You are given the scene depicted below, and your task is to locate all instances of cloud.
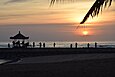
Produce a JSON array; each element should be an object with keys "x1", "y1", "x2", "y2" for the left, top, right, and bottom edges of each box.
[
  {"x1": 5, "y1": 0, "x2": 29, "y2": 4},
  {"x1": 0, "y1": 13, "x2": 36, "y2": 20}
]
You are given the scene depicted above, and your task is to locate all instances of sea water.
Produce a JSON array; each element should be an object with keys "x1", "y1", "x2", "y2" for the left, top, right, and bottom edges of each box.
[{"x1": 0, "y1": 41, "x2": 115, "y2": 48}]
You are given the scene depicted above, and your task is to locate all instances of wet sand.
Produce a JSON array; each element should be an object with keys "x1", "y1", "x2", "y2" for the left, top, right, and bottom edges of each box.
[
  {"x1": 0, "y1": 58, "x2": 115, "y2": 77},
  {"x1": 0, "y1": 48, "x2": 115, "y2": 59},
  {"x1": 0, "y1": 48, "x2": 115, "y2": 77}
]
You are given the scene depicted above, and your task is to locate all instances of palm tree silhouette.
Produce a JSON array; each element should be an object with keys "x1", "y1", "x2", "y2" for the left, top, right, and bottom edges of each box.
[{"x1": 50, "y1": 0, "x2": 113, "y2": 24}]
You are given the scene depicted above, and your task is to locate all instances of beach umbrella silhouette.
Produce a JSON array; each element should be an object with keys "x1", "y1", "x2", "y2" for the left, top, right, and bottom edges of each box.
[{"x1": 50, "y1": 0, "x2": 113, "y2": 24}]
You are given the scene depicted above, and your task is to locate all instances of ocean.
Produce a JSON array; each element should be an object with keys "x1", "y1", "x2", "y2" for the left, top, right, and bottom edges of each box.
[{"x1": 0, "y1": 41, "x2": 115, "y2": 48}]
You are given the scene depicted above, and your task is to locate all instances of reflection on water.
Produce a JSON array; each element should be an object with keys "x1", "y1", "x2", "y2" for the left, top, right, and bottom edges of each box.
[{"x1": 0, "y1": 60, "x2": 10, "y2": 64}]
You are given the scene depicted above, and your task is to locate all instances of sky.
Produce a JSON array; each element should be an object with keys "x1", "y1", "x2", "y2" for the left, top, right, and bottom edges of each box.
[{"x1": 0, "y1": 0, "x2": 115, "y2": 42}]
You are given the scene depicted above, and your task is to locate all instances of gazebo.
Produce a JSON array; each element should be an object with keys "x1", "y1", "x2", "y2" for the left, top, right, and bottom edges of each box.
[{"x1": 10, "y1": 31, "x2": 29, "y2": 48}]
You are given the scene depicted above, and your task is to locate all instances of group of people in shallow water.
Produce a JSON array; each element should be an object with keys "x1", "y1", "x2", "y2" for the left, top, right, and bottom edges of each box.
[
  {"x1": 38, "y1": 42, "x2": 56, "y2": 48},
  {"x1": 8, "y1": 41, "x2": 56, "y2": 48},
  {"x1": 8, "y1": 41, "x2": 97, "y2": 48},
  {"x1": 70, "y1": 42, "x2": 97, "y2": 48},
  {"x1": 8, "y1": 40, "x2": 30, "y2": 48},
  {"x1": 35, "y1": 42, "x2": 97, "y2": 48}
]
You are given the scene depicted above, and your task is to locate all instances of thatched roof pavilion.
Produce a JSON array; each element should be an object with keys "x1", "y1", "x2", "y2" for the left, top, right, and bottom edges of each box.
[
  {"x1": 10, "y1": 31, "x2": 29, "y2": 39},
  {"x1": 10, "y1": 31, "x2": 29, "y2": 48}
]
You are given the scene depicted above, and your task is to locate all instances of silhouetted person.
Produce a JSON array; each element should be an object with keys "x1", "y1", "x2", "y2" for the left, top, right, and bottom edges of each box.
[
  {"x1": 87, "y1": 43, "x2": 90, "y2": 48},
  {"x1": 75, "y1": 43, "x2": 78, "y2": 48},
  {"x1": 15, "y1": 41, "x2": 20, "y2": 47},
  {"x1": 95, "y1": 42, "x2": 97, "y2": 48},
  {"x1": 8, "y1": 43, "x2": 10, "y2": 48},
  {"x1": 33, "y1": 42, "x2": 35, "y2": 48},
  {"x1": 21, "y1": 40, "x2": 25, "y2": 47},
  {"x1": 70, "y1": 44, "x2": 72, "y2": 48},
  {"x1": 43, "y1": 43, "x2": 45, "y2": 48},
  {"x1": 18, "y1": 41, "x2": 20, "y2": 47},
  {"x1": 53, "y1": 42, "x2": 56, "y2": 48},
  {"x1": 25, "y1": 42, "x2": 29, "y2": 48},
  {"x1": 22, "y1": 40, "x2": 24, "y2": 44},
  {"x1": 39, "y1": 42, "x2": 42, "y2": 48},
  {"x1": 12, "y1": 41, "x2": 15, "y2": 47}
]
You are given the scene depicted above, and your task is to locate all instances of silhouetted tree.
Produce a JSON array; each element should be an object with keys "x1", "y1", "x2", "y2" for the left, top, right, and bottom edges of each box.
[{"x1": 50, "y1": 0, "x2": 113, "y2": 24}]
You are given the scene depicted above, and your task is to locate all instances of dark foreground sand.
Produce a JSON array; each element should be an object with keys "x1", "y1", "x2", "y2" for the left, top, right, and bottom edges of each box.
[
  {"x1": 0, "y1": 58, "x2": 115, "y2": 77},
  {"x1": 0, "y1": 48, "x2": 115, "y2": 59}
]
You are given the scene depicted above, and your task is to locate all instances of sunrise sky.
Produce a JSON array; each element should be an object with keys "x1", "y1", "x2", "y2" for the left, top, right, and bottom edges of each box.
[{"x1": 0, "y1": 0, "x2": 115, "y2": 41}]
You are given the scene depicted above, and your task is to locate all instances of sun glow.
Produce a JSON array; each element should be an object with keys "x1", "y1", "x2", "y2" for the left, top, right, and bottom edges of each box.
[{"x1": 82, "y1": 31, "x2": 89, "y2": 36}]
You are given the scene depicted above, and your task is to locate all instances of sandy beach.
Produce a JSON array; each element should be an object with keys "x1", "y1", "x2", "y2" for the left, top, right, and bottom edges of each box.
[
  {"x1": 0, "y1": 48, "x2": 115, "y2": 59},
  {"x1": 0, "y1": 57, "x2": 115, "y2": 77},
  {"x1": 0, "y1": 51, "x2": 115, "y2": 77}
]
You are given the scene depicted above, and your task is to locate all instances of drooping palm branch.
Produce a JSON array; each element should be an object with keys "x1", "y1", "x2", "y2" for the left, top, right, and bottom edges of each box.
[
  {"x1": 80, "y1": 0, "x2": 112, "y2": 24},
  {"x1": 50, "y1": 0, "x2": 113, "y2": 24}
]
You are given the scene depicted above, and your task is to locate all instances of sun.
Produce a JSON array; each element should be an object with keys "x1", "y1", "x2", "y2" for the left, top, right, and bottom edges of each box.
[{"x1": 82, "y1": 31, "x2": 88, "y2": 36}]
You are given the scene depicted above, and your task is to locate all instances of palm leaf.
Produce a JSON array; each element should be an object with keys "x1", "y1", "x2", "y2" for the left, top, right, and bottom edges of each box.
[
  {"x1": 80, "y1": 0, "x2": 112, "y2": 24},
  {"x1": 50, "y1": 0, "x2": 112, "y2": 24}
]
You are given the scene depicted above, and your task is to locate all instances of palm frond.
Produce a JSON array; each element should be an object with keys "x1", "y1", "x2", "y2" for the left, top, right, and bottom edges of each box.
[
  {"x1": 80, "y1": 0, "x2": 112, "y2": 24},
  {"x1": 50, "y1": 0, "x2": 55, "y2": 6},
  {"x1": 50, "y1": 0, "x2": 112, "y2": 24},
  {"x1": 50, "y1": 0, "x2": 76, "y2": 6}
]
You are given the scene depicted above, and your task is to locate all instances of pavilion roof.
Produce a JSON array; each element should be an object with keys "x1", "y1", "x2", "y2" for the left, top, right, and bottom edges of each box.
[{"x1": 10, "y1": 31, "x2": 29, "y2": 39}]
